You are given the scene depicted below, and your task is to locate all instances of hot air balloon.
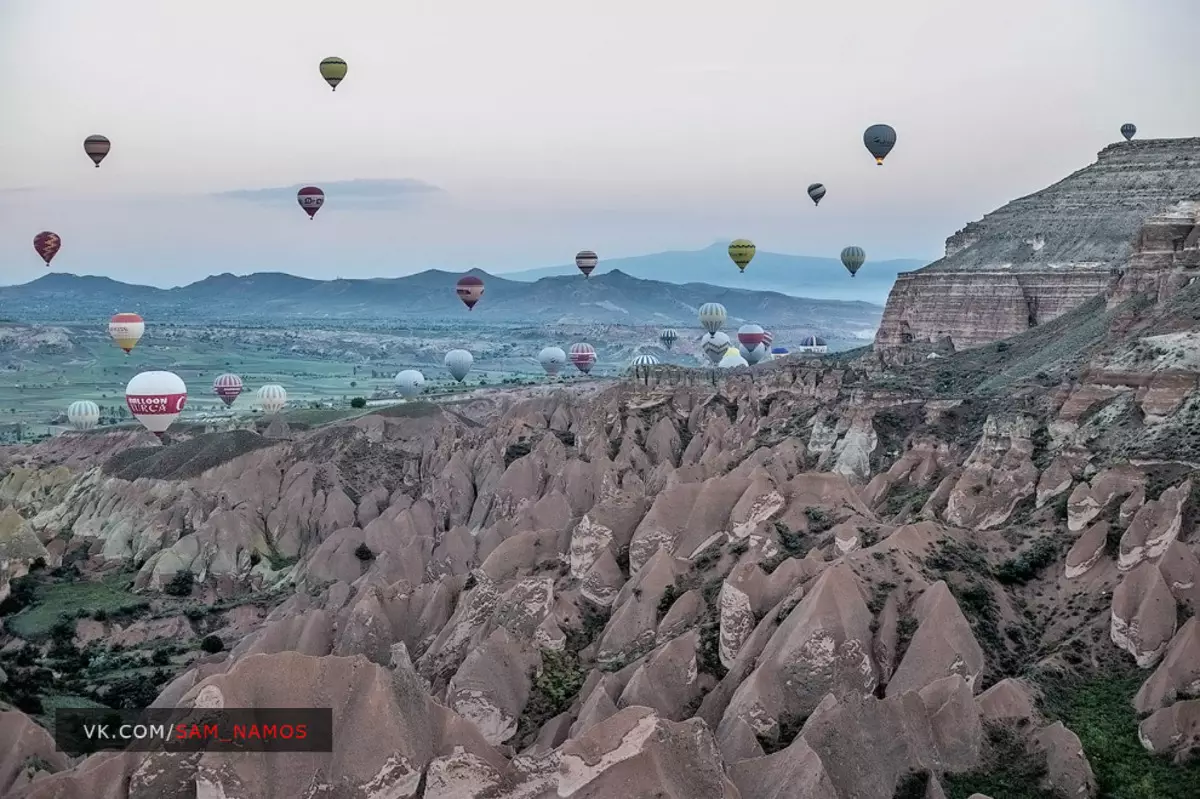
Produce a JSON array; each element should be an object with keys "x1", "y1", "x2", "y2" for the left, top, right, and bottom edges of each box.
[
  {"x1": 728, "y1": 240, "x2": 756, "y2": 273},
  {"x1": 297, "y1": 186, "x2": 324, "y2": 219},
  {"x1": 456, "y1": 275, "x2": 484, "y2": 309},
  {"x1": 33, "y1": 232, "x2": 61, "y2": 266},
  {"x1": 320, "y1": 57, "x2": 348, "y2": 90},
  {"x1": 736, "y1": 324, "x2": 766, "y2": 349},
  {"x1": 1121, "y1": 123, "x2": 1137, "y2": 141},
  {"x1": 444, "y1": 350, "x2": 473, "y2": 383},
  {"x1": 762, "y1": 330, "x2": 774, "y2": 347},
  {"x1": 569, "y1": 343, "x2": 597, "y2": 375},
  {"x1": 807, "y1": 183, "x2": 826, "y2": 206},
  {"x1": 770, "y1": 346, "x2": 789, "y2": 358},
  {"x1": 864, "y1": 124, "x2": 896, "y2": 165},
  {"x1": 698, "y1": 302, "x2": 727, "y2": 334},
  {"x1": 84, "y1": 135, "x2": 111, "y2": 168},
  {"x1": 126, "y1": 371, "x2": 187, "y2": 440},
  {"x1": 67, "y1": 400, "x2": 100, "y2": 431},
  {"x1": 212, "y1": 374, "x2": 244, "y2": 407},
  {"x1": 701, "y1": 332, "x2": 731, "y2": 365},
  {"x1": 395, "y1": 370, "x2": 425, "y2": 398},
  {"x1": 739, "y1": 343, "x2": 767, "y2": 365},
  {"x1": 720, "y1": 348, "x2": 749, "y2": 369},
  {"x1": 539, "y1": 346, "x2": 566, "y2": 377},
  {"x1": 659, "y1": 328, "x2": 678, "y2": 349},
  {"x1": 576, "y1": 250, "x2": 598, "y2": 278},
  {"x1": 841, "y1": 246, "x2": 866, "y2": 277},
  {"x1": 630, "y1": 354, "x2": 659, "y2": 368},
  {"x1": 109, "y1": 313, "x2": 145, "y2": 353},
  {"x1": 257, "y1": 384, "x2": 287, "y2": 414}
]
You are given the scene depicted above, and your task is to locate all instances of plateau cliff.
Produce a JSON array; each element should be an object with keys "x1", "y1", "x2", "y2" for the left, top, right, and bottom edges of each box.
[{"x1": 876, "y1": 138, "x2": 1200, "y2": 353}]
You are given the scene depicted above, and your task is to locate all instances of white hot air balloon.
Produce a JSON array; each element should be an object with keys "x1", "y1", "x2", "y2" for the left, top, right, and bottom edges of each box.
[
  {"x1": 539, "y1": 346, "x2": 567, "y2": 377},
  {"x1": 739, "y1": 343, "x2": 767, "y2": 365},
  {"x1": 257, "y1": 384, "x2": 287, "y2": 414},
  {"x1": 444, "y1": 350, "x2": 473, "y2": 383},
  {"x1": 698, "y1": 303, "x2": 727, "y2": 334},
  {"x1": 395, "y1": 370, "x2": 426, "y2": 398},
  {"x1": 719, "y1": 348, "x2": 749, "y2": 369},
  {"x1": 701, "y1": 332, "x2": 731, "y2": 365},
  {"x1": 66, "y1": 400, "x2": 100, "y2": 431},
  {"x1": 125, "y1": 371, "x2": 187, "y2": 440}
]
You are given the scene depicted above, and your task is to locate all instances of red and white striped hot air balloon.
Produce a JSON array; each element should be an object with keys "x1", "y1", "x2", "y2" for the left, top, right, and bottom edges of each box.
[
  {"x1": 456, "y1": 275, "x2": 484, "y2": 310},
  {"x1": 569, "y1": 342, "x2": 597, "y2": 374},
  {"x1": 108, "y1": 313, "x2": 144, "y2": 353},
  {"x1": 297, "y1": 186, "x2": 324, "y2": 219},
  {"x1": 762, "y1": 330, "x2": 773, "y2": 347},
  {"x1": 737, "y1": 323, "x2": 766, "y2": 349},
  {"x1": 126, "y1": 371, "x2": 187, "y2": 441},
  {"x1": 212, "y1": 373, "x2": 244, "y2": 406}
]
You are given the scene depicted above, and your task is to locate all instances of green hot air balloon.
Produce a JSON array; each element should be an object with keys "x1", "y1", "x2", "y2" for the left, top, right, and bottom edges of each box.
[
  {"x1": 320, "y1": 57, "x2": 348, "y2": 91},
  {"x1": 841, "y1": 246, "x2": 866, "y2": 277},
  {"x1": 728, "y1": 239, "x2": 756, "y2": 273},
  {"x1": 863, "y1": 124, "x2": 896, "y2": 165}
]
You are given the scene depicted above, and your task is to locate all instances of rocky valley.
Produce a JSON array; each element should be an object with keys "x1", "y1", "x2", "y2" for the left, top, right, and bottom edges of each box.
[{"x1": 3, "y1": 145, "x2": 1200, "y2": 798}]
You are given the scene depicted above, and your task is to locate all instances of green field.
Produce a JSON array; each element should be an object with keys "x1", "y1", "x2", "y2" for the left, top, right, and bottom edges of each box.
[{"x1": 5, "y1": 572, "x2": 147, "y2": 640}]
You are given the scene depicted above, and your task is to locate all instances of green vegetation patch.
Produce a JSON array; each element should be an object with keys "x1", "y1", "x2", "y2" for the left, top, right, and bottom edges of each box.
[
  {"x1": 1037, "y1": 669, "x2": 1200, "y2": 798},
  {"x1": 6, "y1": 573, "x2": 147, "y2": 640},
  {"x1": 943, "y1": 722, "x2": 1054, "y2": 799}
]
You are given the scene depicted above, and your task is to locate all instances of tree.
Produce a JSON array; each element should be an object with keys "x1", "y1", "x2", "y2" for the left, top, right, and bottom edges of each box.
[
  {"x1": 354, "y1": 543, "x2": 375, "y2": 561},
  {"x1": 200, "y1": 635, "x2": 224, "y2": 654},
  {"x1": 163, "y1": 570, "x2": 194, "y2": 597},
  {"x1": 350, "y1": 397, "x2": 366, "y2": 409},
  {"x1": 350, "y1": 381, "x2": 357, "y2": 388}
]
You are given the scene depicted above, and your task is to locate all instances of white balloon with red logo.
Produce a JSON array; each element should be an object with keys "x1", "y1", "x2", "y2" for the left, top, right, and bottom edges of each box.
[{"x1": 125, "y1": 371, "x2": 187, "y2": 439}]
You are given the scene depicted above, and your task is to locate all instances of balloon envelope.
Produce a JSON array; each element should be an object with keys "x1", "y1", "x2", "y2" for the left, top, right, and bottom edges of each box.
[
  {"x1": 257, "y1": 384, "x2": 287, "y2": 414},
  {"x1": 539, "y1": 347, "x2": 567, "y2": 376},
  {"x1": 444, "y1": 350, "x2": 473, "y2": 382},
  {"x1": 576, "y1": 250, "x2": 598, "y2": 278},
  {"x1": 395, "y1": 370, "x2": 425, "y2": 398},
  {"x1": 109, "y1": 313, "x2": 145, "y2": 353},
  {"x1": 320, "y1": 57, "x2": 348, "y2": 90},
  {"x1": 701, "y1": 332, "x2": 731, "y2": 364},
  {"x1": 736, "y1": 324, "x2": 766, "y2": 348},
  {"x1": 297, "y1": 186, "x2": 324, "y2": 219},
  {"x1": 659, "y1": 328, "x2": 678, "y2": 349},
  {"x1": 864, "y1": 124, "x2": 897, "y2": 165},
  {"x1": 841, "y1": 246, "x2": 866, "y2": 277},
  {"x1": 126, "y1": 371, "x2": 187, "y2": 439},
  {"x1": 213, "y1": 374, "x2": 244, "y2": 406},
  {"x1": 67, "y1": 400, "x2": 100, "y2": 431},
  {"x1": 698, "y1": 302, "x2": 727, "y2": 334},
  {"x1": 84, "y1": 135, "x2": 111, "y2": 167},
  {"x1": 569, "y1": 343, "x2": 597, "y2": 374},
  {"x1": 728, "y1": 240, "x2": 756, "y2": 272},
  {"x1": 739, "y1": 343, "x2": 767, "y2": 365},
  {"x1": 807, "y1": 183, "x2": 826, "y2": 206},
  {"x1": 1121, "y1": 123, "x2": 1136, "y2": 141},
  {"x1": 456, "y1": 275, "x2": 484, "y2": 309},
  {"x1": 33, "y1": 231, "x2": 61, "y2": 266}
]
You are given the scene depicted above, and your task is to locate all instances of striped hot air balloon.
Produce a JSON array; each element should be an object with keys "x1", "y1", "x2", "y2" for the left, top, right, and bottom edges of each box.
[
  {"x1": 569, "y1": 343, "x2": 597, "y2": 374},
  {"x1": 701, "y1": 332, "x2": 730, "y2": 365},
  {"x1": 576, "y1": 250, "x2": 598, "y2": 278},
  {"x1": 698, "y1": 302, "x2": 727, "y2": 334},
  {"x1": 762, "y1": 330, "x2": 773, "y2": 347},
  {"x1": 320, "y1": 57, "x2": 348, "y2": 90},
  {"x1": 33, "y1": 232, "x2": 61, "y2": 266},
  {"x1": 456, "y1": 275, "x2": 484, "y2": 309},
  {"x1": 84, "y1": 135, "x2": 111, "y2": 168},
  {"x1": 257, "y1": 384, "x2": 287, "y2": 414},
  {"x1": 807, "y1": 183, "x2": 826, "y2": 206},
  {"x1": 841, "y1": 246, "x2": 866, "y2": 277},
  {"x1": 109, "y1": 313, "x2": 144, "y2": 353},
  {"x1": 737, "y1": 323, "x2": 766, "y2": 348},
  {"x1": 212, "y1": 374, "x2": 244, "y2": 407},
  {"x1": 728, "y1": 240, "x2": 756, "y2": 273},
  {"x1": 297, "y1": 186, "x2": 324, "y2": 219},
  {"x1": 67, "y1": 400, "x2": 100, "y2": 431},
  {"x1": 659, "y1": 328, "x2": 678, "y2": 349}
]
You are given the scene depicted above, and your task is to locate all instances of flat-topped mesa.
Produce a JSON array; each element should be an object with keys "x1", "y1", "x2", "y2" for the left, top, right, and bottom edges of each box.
[{"x1": 876, "y1": 138, "x2": 1200, "y2": 353}]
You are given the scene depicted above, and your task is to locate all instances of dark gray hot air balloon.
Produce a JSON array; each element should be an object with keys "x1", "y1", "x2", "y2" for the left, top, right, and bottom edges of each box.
[
  {"x1": 807, "y1": 183, "x2": 826, "y2": 206},
  {"x1": 863, "y1": 124, "x2": 896, "y2": 165},
  {"x1": 1121, "y1": 123, "x2": 1137, "y2": 142},
  {"x1": 841, "y1": 246, "x2": 866, "y2": 277}
]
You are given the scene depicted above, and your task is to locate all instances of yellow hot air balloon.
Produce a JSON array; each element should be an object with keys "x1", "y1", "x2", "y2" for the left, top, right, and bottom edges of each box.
[
  {"x1": 319, "y1": 57, "x2": 348, "y2": 91},
  {"x1": 728, "y1": 239, "x2": 756, "y2": 273}
]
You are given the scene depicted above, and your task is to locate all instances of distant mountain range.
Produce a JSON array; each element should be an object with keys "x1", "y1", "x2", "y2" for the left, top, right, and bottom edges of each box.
[
  {"x1": 504, "y1": 243, "x2": 927, "y2": 304},
  {"x1": 0, "y1": 270, "x2": 883, "y2": 336}
]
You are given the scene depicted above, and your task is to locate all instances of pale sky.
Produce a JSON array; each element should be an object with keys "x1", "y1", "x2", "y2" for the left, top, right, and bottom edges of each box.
[{"x1": 3, "y1": 0, "x2": 1199, "y2": 287}]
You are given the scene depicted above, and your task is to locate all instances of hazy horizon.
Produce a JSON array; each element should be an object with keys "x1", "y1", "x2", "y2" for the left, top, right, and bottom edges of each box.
[{"x1": 4, "y1": 0, "x2": 1200, "y2": 287}]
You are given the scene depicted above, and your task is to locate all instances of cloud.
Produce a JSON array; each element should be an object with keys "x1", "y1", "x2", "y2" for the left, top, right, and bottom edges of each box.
[{"x1": 212, "y1": 178, "x2": 442, "y2": 208}]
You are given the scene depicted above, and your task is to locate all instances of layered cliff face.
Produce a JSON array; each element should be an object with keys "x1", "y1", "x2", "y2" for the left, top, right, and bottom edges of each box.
[{"x1": 877, "y1": 138, "x2": 1200, "y2": 353}]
